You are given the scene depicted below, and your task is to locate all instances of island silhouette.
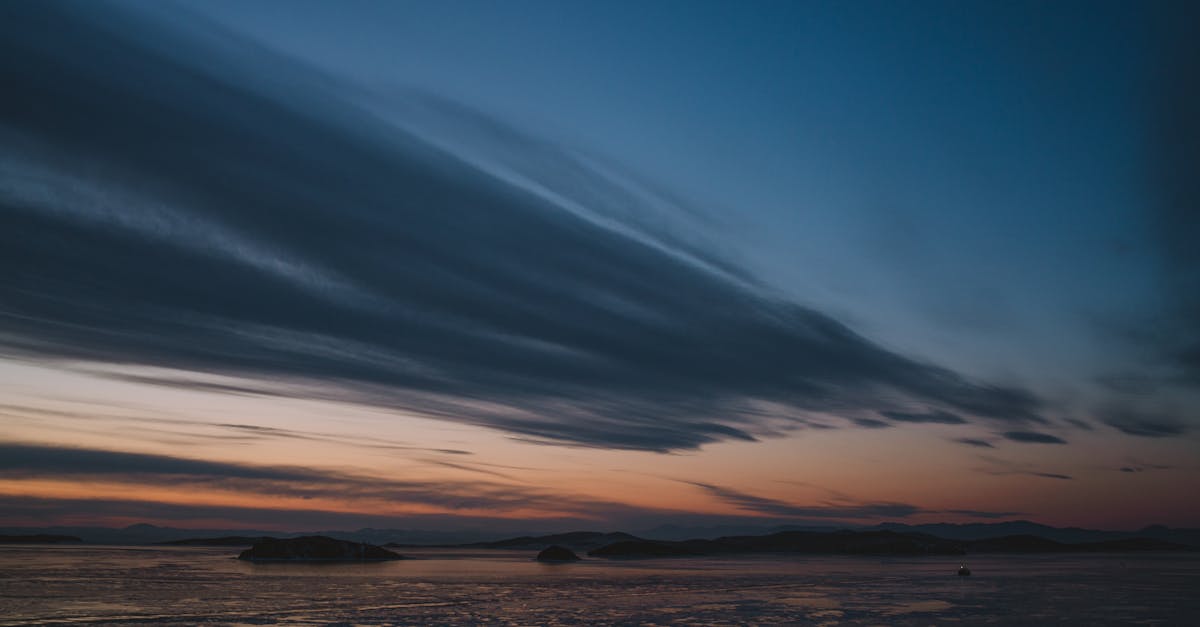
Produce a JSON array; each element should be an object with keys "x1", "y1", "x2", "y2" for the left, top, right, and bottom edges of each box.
[
  {"x1": 237, "y1": 536, "x2": 403, "y2": 562},
  {"x1": 535, "y1": 545, "x2": 581, "y2": 562}
]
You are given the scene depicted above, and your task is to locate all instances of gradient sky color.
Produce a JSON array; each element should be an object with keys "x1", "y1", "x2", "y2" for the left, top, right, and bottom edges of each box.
[{"x1": 1, "y1": 0, "x2": 1198, "y2": 533}]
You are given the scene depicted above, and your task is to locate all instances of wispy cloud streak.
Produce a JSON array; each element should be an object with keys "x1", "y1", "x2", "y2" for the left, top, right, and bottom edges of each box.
[
  {"x1": 881, "y1": 410, "x2": 966, "y2": 425},
  {"x1": 975, "y1": 456, "x2": 1073, "y2": 480},
  {"x1": 688, "y1": 482, "x2": 922, "y2": 519},
  {"x1": 688, "y1": 482, "x2": 1020, "y2": 521},
  {"x1": 0, "y1": 443, "x2": 605, "y2": 515},
  {"x1": 1002, "y1": 431, "x2": 1068, "y2": 445}
]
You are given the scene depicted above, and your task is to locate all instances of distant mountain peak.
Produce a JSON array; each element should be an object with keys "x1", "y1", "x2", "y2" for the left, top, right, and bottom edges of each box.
[{"x1": 122, "y1": 523, "x2": 162, "y2": 531}]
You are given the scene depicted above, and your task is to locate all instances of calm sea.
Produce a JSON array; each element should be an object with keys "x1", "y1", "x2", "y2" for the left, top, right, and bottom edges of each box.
[{"x1": 1, "y1": 545, "x2": 1197, "y2": 625}]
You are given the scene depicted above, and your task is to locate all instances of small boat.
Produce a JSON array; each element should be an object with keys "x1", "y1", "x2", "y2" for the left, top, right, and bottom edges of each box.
[{"x1": 958, "y1": 564, "x2": 971, "y2": 576}]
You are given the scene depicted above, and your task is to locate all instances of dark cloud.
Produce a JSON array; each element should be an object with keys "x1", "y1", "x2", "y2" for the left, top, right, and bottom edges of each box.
[
  {"x1": 976, "y1": 455, "x2": 1073, "y2": 480},
  {"x1": 1030, "y1": 472, "x2": 1073, "y2": 480},
  {"x1": 211, "y1": 422, "x2": 474, "y2": 455},
  {"x1": 0, "y1": 2, "x2": 1045, "y2": 452},
  {"x1": 953, "y1": 438, "x2": 995, "y2": 448},
  {"x1": 689, "y1": 482, "x2": 922, "y2": 520},
  {"x1": 1100, "y1": 410, "x2": 1188, "y2": 438},
  {"x1": 0, "y1": 443, "x2": 321, "y2": 483},
  {"x1": 852, "y1": 418, "x2": 893, "y2": 429},
  {"x1": 1116, "y1": 459, "x2": 1172, "y2": 473},
  {"x1": 1062, "y1": 418, "x2": 1094, "y2": 431},
  {"x1": 101, "y1": 373, "x2": 278, "y2": 398},
  {"x1": 880, "y1": 410, "x2": 966, "y2": 425},
  {"x1": 1002, "y1": 431, "x2": 1068, "y2": 445},
  {"x1": 423, "y1": 459, "x2": 518, "y2": 481}
]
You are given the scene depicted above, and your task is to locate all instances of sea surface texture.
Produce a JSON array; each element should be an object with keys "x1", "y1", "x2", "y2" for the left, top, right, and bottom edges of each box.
[{"x1": 1, "y1": 545, "x2": 1197, "y2": 625}]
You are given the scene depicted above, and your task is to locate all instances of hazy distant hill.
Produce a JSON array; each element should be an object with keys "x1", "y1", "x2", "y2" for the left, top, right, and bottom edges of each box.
[
  {"x1": 460, "y1": 531, "x2": 641, "y2": 550},
  {"x1": 635, "y1": 523, "x2": 839, "y2": 541},
  {"x1": 3, "y1": 521, "x2": 1197, "y2": 549},
  {"x1": 583, "y1": 530, "x2": 1193, "y2": 559},
  {"x1": 589, "y1": 530, "x2": 966, "y2": 558},
  {"x1": 872, "y1": 521, "x2": 1200, "y2": 547},
  {"x1": 158, "y1": 536, "x2": 277, "y2": 546}
]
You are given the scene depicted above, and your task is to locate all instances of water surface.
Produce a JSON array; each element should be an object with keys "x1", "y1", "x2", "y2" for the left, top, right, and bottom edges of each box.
[{"x1": 1, "y1": 545, "x2": 1196, "y2": 625}]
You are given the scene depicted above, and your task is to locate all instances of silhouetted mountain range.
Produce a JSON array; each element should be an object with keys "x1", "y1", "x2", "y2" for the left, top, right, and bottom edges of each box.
[
  {"x1": 159, "y1": 536, "x2": 276, "y2": 546},
  {"x1": 2, "y1": 521, "x2": 1196, "y2": 552},
  {"x1": 870, "y1": 521, "x2": 1200, "y2": 548},
  {"x1": 592, "y1": 530, "x2": 1192, "y2": 558},
  {"x1": 589, "y1": 530, "x2": 968, "y2": 557},
  {"x1": 441, "y1": 531, "x2": 640, "y2": 550}
]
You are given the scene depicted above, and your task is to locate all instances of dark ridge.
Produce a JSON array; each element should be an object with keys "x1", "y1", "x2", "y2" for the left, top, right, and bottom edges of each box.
[
  {"x1": 589, "y1": 530, "x2": 965, "y2": 558},
  {"x1": 873, "y1": 521, "x2": 1200, "y2": 547},
  {"x1": 535, "y1": 545, "x2": 581, "y2": 562},
  {"x1": 160, "y1": 536, "x2": 277, "y2": 546},
  {"x1": 588, "y1": 540, "x2": 709, "y2": 558},
  {"x1": 237, "y1": 536, "x2": 403, "y2": 561},
  {"x1": 586, "y1": 529, "x2": 1197, "y2": 559},
  {"x1": 3, "y1": 521, "x2": 1196, "y2": 549},
  {"x1": 464, "y1": 531, "x2": 641, "y2": 550},
  {"x1": 714, "y1": 530, "x2": 965, "y2": 555},
  {"x1": 966, "y1": 534, "x2": 1069, "y2": 553},
  {"x1": 0, "y1": 534, "x2": 82, "y2": 544}
]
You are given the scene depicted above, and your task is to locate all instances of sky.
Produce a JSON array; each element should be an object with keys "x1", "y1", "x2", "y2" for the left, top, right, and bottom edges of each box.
[{"x1": 1, "y1": 0, "x2": 1198, "y2": 533}]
